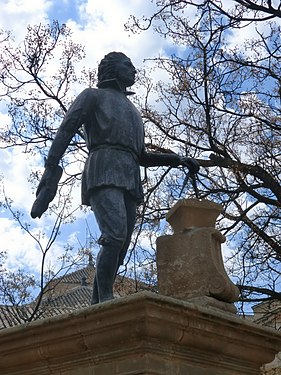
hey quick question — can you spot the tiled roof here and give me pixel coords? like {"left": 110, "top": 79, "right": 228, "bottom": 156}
{"left": 0, "top": 304, "right": 75, "bottom": 330}
{"left": 54, "top": 265, "right": 95, "bottom": 285}
{"left": 0, "top": 263, "right": 150, "bottom": 329}
{"left": 46, "top": 286, "right": 92, "bottom": 308}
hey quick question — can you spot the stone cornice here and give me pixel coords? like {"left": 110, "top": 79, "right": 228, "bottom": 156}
{"left": 0, "top": 292, "right": 280, "bottom": 374}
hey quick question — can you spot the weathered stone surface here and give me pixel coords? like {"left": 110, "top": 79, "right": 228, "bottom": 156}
{"left": 166, "top": 198, "right": 222, "bottom": 232}
{"left": 157, "top": 199, "right": 239, "bottom": 311}
{"left": 157, "top": 227, "right": 239, "bottom": 307}
{"left": 0, "top": 292, "right": 280, "bottom": 375}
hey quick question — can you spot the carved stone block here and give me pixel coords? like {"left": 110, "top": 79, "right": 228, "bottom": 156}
{"left": 157, "top": 199, "right": 239, "bottom": 312}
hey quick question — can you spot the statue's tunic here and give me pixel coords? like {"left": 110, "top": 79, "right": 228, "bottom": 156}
{"left": 46, "top": 87, "right": 144, "bottom": 205}
{"left": 46, "top": 86, "right": 180, "bottom": 206}
{"left": 81, "top": 87, "right": 145, "bottom": 205}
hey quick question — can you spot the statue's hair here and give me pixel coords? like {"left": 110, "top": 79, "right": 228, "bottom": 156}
{"left": 98, "top": 52, "right": 128, "bottom": 84}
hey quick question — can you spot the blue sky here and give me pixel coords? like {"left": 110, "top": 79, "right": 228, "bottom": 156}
{"left": 0, "top": 0, "right": 275, "bottom": 308}
{"left": 0, "top": 0, "right": 169, "bottom": 279}
{"left": 47, "top": 0, "right": 82, "bottom": 23}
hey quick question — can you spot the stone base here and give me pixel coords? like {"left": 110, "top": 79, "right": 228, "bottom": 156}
{"left": 0, "top": 292, "right": 281, "bottom": 375}
{"left": 187, "top": 295, "right": 237, "bottom": 314}
{"left": 157, "top": 228, "right": 239, "bottom": 305}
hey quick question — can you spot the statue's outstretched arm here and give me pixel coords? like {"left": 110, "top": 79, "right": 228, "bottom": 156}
{"left": 140, "top": 151, "right": 200, "bottom": 174}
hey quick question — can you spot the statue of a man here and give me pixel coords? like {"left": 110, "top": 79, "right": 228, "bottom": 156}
{"left": 31, "top": 52, "right": 199, "bottom": 303}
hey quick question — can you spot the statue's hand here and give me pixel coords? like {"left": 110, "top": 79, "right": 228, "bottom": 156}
{"left": 30, "top": 165, "right": 63, "bottom": 219}
{"left": 180, "top": 157, "right": 200, "bottom": 174}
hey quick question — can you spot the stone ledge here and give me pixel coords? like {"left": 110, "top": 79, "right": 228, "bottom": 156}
{"left": 0, "top": 291, "right": 281, "bottom": 375}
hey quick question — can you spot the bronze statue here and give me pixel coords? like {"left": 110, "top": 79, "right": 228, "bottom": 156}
{"left": 31, "top": 52, "right": 199, "bottom": 303}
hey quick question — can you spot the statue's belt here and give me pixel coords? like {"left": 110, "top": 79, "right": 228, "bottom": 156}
{"left": 89, "top": 144, "right": 140, "bottom": 163}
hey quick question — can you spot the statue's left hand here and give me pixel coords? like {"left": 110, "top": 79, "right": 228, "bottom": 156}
{"left": 180, "top": 157, "right": 200, "bottom": 174}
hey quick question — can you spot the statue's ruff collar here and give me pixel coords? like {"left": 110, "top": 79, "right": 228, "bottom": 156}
{"left": 97, "top": 79, "right": 135, "bottom": 95}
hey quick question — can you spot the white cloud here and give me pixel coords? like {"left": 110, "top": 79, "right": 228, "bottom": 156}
{"left": 0, "top": 148, "right": 41, "bottom": 212}
{"left": 0, "top": 0, "right": 204, "bottom": 278}
{"left": 0, "top": 112, "right": 11, "bottom": 132}
{"left": 0, "top": 0, "right": 269, "bottom": 282}
{"left": 0, "top": 0, "right": 52, "bottom": 41}
{"left": 0, "top": 0, "right": 171, "bottom": 279}
{"left": 0, "top": 217, "right": 42, "bottom": 272}
{"left": 65, "top": 0, "right": 167, "bottom": 67}
{"left": 0, "top": 214, "right": 84, "bottom": 278}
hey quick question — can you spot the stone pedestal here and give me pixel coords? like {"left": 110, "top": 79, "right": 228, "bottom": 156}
{"left": 0, "top": 292, "right": 281, "bottom": 375}
{"left": 1, "top": 198, "right": 280, "bottom": 374}
{"left": 157, "top": 199, "right": 239, "bottom": 312}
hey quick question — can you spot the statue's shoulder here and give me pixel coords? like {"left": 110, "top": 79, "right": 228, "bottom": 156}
{"left": 81, "top": 87, "right": 99, "bottom": 96}
{"left": 79, "top": 87, "right": 125, "bottom": 106}
{"left": 76, "top": 87, "right": 101, "bottom": 104}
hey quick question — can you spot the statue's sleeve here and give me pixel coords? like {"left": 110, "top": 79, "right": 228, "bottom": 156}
{"left": 46, "top": 88, "right": 96, "bottom": 167}
{"left": 139, "top": 151, "right": 180, "bottom": 167}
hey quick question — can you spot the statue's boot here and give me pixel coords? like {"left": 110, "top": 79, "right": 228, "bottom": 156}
{"left": 95, "top": 243, "right": 120, "bottom": 303}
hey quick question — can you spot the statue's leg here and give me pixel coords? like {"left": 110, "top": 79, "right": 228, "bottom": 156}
{"left": 89, "top": 187, "right": 130, "bottom": 303}
{"left": 116, "top": 191, "right": 137, "bottom": 272}
{"left": 91, "top": 276, "right": 99, "bottom": 304}
{"left": 95, "top": 238, "right": 124, "bottom": 302}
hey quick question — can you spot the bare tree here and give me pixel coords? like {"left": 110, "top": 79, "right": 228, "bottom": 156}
{"left": 0, "top": 14, "right": 280, "bottom": 312}
{"left": 127, "top": 1, "right": 281, "bottom": 27}
{"left": 0, "top": 21, "right": 94, "bottom": 184}
{"left": 127, "top": 2, "right": 281, "bottom": 309}
{"left": 208, "top": 0, "right": 281, "bottom": 21}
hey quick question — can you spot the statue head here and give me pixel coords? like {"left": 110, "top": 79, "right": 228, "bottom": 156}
{"left": 97, "top": 52, "right": 136, "bottom": 89}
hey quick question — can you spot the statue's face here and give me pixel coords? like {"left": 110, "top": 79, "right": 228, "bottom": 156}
{"left": 115, "top": 57, "right": 136, "bottom": 87}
